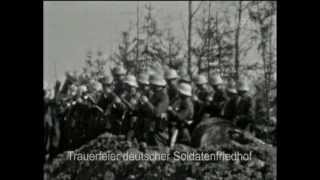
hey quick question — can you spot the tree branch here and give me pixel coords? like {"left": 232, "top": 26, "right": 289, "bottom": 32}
{"left": 191, "top": 1, "right": 204, "bottom": 18}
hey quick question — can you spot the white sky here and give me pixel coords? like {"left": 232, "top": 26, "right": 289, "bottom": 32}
{"left": 44, "top": 1, "right": 195, "bottom": 85}
{"left": 44, "top": 1, "right": 272, "bottom": 86}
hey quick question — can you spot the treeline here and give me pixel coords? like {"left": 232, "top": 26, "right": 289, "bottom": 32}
{"left": 58, "top": 1, "right": 276, "bottom": 122}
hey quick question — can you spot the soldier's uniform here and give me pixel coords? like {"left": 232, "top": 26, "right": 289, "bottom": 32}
{"left": 165, "top": 69, "right": 180, "bottom": 104}
{"left": 192, "top": 75, "right": 213, "bottom": 129}
{"left": 143, "top": 75, "right": 169, "bottom": 145}
{"left": 208, "top": 75, "right": 228, "bottom": 118}
{"left": 168, "top": 83, "right": 194, "bottom": 145}
{"left": 222, "top": 79, "right": 239, "bottom": 121}
{"left": 118, "top": 75, "right": 141, "bottom": 141}
{"left": 135, "top": 73, "right": 152, "bottom": 141}
{"left": 234, "top": 80, "right": 255, "bottom": 130}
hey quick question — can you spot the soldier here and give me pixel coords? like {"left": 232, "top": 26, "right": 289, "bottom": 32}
{"left": 112, "top": 66, "right": 127, "bottom": 96}
{"left": 135, "top": 73, "right": 152, "bottom": 141}
{"left": 120, "top": 74, "right": 141, "bottom": 141}
{"left": 137, "top": 73, "right": 151, "bottom": 98}
{"left": 165, "top": 69, "right": 180, "bottom": 104}
{"left": 234, "top": 79, "right": 255, "bottom": 131}
{"left": 85, "top": 80, "right": 103, "bottom": 105}
{"left": 192, "top": 74, "right": 213, "bottom": 130}
{"left": 140, "top": 74, "right": 169, "bottom": 146}
{"left": 96, "top": 76, "right": 115, "bottom": 131}
{"left": 167, "top": 82, "right": 194, "bottom": 147}
{"left": 80, "top": 80, "right": 103, "bottom": 140}
{"left": 222, "top": 79, "right": 239, "bottom": 121}
{"left": 98, "top": 76, "right": 126, "bottom": 135}
{"left": 209, "top": 75, "right": 228, "bottom": 118}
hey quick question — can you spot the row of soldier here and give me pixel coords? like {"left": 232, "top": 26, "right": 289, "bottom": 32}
{"left": 44, "top": 66, "right": 254, "bottom": 158}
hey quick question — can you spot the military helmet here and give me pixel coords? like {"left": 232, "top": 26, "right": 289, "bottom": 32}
{"left": 237, "top": 79, "right": 250, "bottom": 92}
{"left": 178, "top": 82, "right": 192, "bottom": 96}
{"left": 165, "top": 69, "right": 179, "bottom": 80}
{"left": 150, "top": 74, "right": 167, "bottom": 86}
{"left": 194, "top": 74, "right": 208, "bottom": 85}
{"left": 137, "top": 73, "right": 149, "bottom": 85}
{"left": 78, "top": 85, "right": 88, "bottom": 94}
{"left": 92, "top": 81, "right": 103, "bottom": 92}
{"left": 124, "top": 74, "right": 138, "bottom": 87}
{"left": 113, "top": 66, "right": 126, "bottom": 75}
{"left": 210, "top": 75, "right": 224, "bottom": 85}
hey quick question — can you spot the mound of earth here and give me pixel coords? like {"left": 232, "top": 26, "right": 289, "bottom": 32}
{"left": 44, "top": 131, "right": 276, "bottom": 180}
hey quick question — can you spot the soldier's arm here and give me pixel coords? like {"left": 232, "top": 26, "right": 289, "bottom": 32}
{"left": 154, "top": 94, "right": 169, "bottom": 117}
{"left": 172, "top": 101, "right": 193, "bottom": 122}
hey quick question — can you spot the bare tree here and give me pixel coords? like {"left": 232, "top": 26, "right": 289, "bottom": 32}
{"left": 135, "top": 1, "right": 140, "bottom": 75}
{"left": 188, "top": 1, "right": 192, "bottom": 77}
{"left": 234, "top": 1, "right": 243, "bottom": 80}
{"left": 249, "top": 1, "right": 276, "bottom": 121}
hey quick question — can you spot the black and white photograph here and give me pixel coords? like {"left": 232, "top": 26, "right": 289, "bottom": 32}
{"left": 44, "top": 1, "right": 277, "bottom": 179}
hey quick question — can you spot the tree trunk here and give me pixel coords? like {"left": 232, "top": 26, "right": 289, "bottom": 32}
{"left": 234, "top": 1, "right": 242, "bottom": 80}
{"left": 135, "top": 2, "right": 140, "bottom": 75}
{"left": 188, "top": 1, "right": 192, "bottom": 78}
{"left": 207, "top": 1, "right": 212, "bottom": 79}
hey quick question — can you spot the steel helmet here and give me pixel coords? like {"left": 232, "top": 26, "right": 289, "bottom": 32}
{"left": 137, "top": 73, "right": 149, "bottom": 85}
{"left": 210, "top": 75, "right": 224, "bottom": 85}
{"left": 92, "top": 81, "right": 103, "bottom": 92}
{"left": 113, "top": 66, "right": 126, "bottom": 75}
{"left": 226, "top": 79, "right": 237, "bottom": 94}
{"left": 237, "top": 79, "right": 250, "bottom": 92}
{"left": 178, "top": 82, "right": 192, "bottom": 96}
{"left": 124, "top": 74, "right": 138, "bottom": 87}
{"left": 165, "top": 69, "right": 179, "bottom": 80}
{"left": 194, "top": 74, "right": 208, "bottom": 85}
{"left": 78, "top": 85, "right": 88, "bottom": 94}
{"left": 150, "top": 74, "right": 167, "bottom": 86}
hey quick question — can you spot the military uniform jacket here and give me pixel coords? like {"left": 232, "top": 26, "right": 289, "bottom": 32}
{"left": 194, "top": 86, "right": 214, "bottom": 104}
{"left": 236, "top": 95, "right": 255, "bottom": 121}
{"left": 120, "top": 91, "right": 141, "bottom": 114}
{"left": 114, "top": 82, "right": 126, "bottom": 96}
{"left": 167, "top": 85, "right": 180, "bottom": 105}
{"left": 209, "top": 90, "right": 228, "bottom": 117}
{"left": 145, "top": 89, "right": 169, "bottom": 118}
{"left": 222, "top": 95, "right": 239, "bottom": 121}
{"left": 169, "top": 97, "right": 194, "bottom": 128}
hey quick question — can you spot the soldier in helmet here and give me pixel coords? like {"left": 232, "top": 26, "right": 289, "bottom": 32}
{"left": 120, "top": 74, "right": 141, "bottom": 141}
{"left": 165, "top": 69, "right": 180, "bottom": 104}
{"left": 97, "top": 76, "right": 115, "bottom": 131}
{"left": 112, "top": 66, "right": 127, "bottom": 96}
{"left": 140, "top": 74, "right": 169, "bottom": 146}
{"left": 234, "top": 79, "right": 255, "bottom": 131}
{"left": 135, "top": 72, "right": 152, "bottom": 141}
{"left": 192, "top": 74, "right": 213, "bottom": 130}
{"left": 208, "top": 74, "right": 228, "bottom": 118}
{"left": 137, "top": 73, "right": 152, "bottom": 98}
{"left": 222, "top": 78, "right": 239, "bottom": 121}
{"left": 167, "top": 82, "right": 194, "bottom": 147}
{"left": 98, "top": 76, "right": 126, "bottom": 135}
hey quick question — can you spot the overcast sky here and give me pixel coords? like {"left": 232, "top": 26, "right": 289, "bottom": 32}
{"left": 44, "top": 1, "right": 272, "bottom": 85}
{"left": 44, "top": 1, "right": 195, "bottom": 85}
